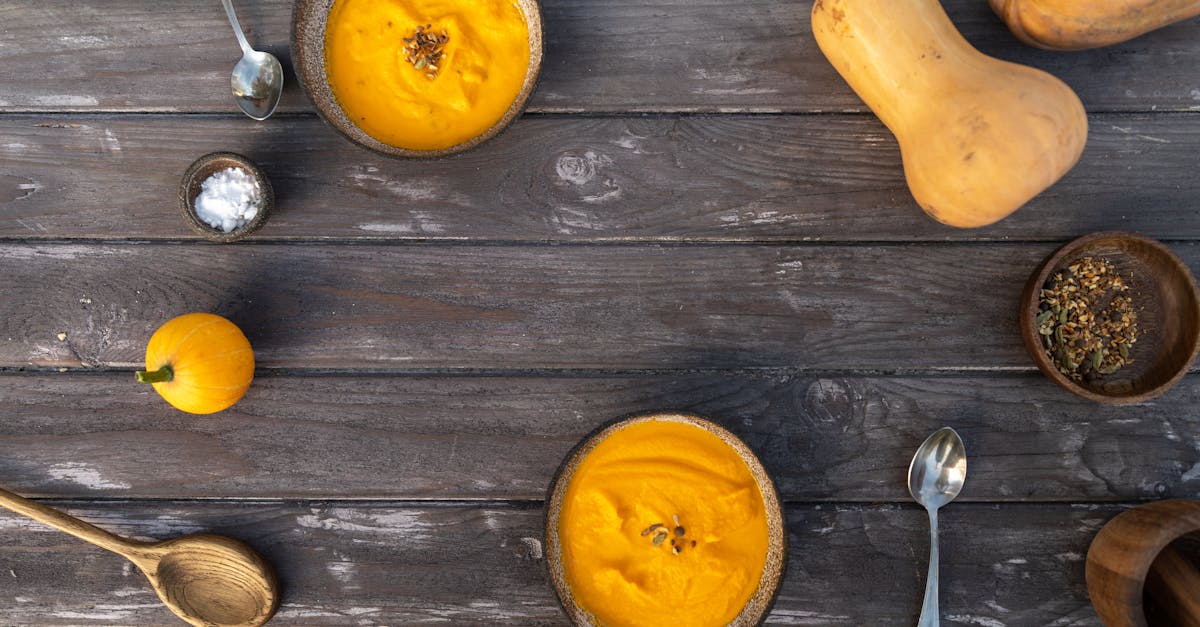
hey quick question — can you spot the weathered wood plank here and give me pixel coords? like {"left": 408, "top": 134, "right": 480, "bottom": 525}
{"left": 4, "top": 243, "right": 1198, "bottom": 371}
{"left": 0, "top": 1, "right": 1197, "bottom": 113}
{"left": 0, "top": 243, "right": 1059, "bottom": 369}
{"left": 0, "top": 501, "right": 1121, "bottom": 625}
{"left": 2, "top": 113, "right": 1199, "bottom": 242}
{"left": 1, "top": 372, "right": 1198, "bottom": 502}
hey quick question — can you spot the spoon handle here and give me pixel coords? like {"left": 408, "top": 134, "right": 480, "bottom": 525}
{"left": 220, "top": 0, "right": 254, "bottom": 56}
{"left": 0, "top": 487, "right": 137, "bottom": 557}
{"left": 917, "top": 506, "right": 940, "bottom": 627}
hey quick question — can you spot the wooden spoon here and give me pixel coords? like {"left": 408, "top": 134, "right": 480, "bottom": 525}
{"left": 0, "top": 486, "right": 278, "bottom": 627}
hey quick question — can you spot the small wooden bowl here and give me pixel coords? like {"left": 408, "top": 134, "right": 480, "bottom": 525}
{"left": 545, "top": 412, "right": 787, "bottom": 626}
{"left": 1019, "top": 231, "right": 1200, "bottom": 404}
{"left": 1086, "top": 500, "right": 1200, "bottom": 627}
{"left": 291, "top": 0, "right": 543, "bottom": 158}
{"left": 178, "top": 152, "right": 274, "bottom": 243}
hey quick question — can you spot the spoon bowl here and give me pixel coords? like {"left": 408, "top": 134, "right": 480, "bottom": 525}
{"left": 137, "top": 534, "right": 279, "bottom": 627}
{"left": 0, "top": 487, "right": 279, "bottom": 627}
{"left": 907, "top": 427, "right": 967, "bottom": 627}
{"left": 223, "top": 0, "right": 284, "bottom": 120}
{"left": 908, "top": 427, "right": 968, "bottom": 509}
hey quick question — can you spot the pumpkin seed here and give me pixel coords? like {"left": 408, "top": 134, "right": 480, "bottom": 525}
{"left": 640, "top": 523, "right": 664, "bottom": 537}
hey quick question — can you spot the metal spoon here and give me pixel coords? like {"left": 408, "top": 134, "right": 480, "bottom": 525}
{"left": 0, "top": 486, "right": 278, "bottom": 627}
{"left": 221, "top": 0, "right": 283, "bottom": 120}
{"left": 907, "top": 427, "right": 967, "bottom": 627}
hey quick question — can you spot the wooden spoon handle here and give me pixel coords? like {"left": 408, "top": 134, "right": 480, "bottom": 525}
{"left": 0, "top": 487, "right": 137, "bottom": 557}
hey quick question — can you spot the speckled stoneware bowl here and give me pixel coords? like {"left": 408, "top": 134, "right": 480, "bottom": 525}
{"left": 1019, "top": 231, "right": 1200, "bottom": 404}
{"left": 291, "top": 0, "right": 544, "bottom": 158}
{"left": 545, "top": 412, "right": 787, "bottom": 627}
{"left": 178, "top": 152, "right": 274, "bottom": 243}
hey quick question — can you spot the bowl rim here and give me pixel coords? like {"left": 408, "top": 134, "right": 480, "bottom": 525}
{"left": 291, "top": 0, "right": 545, "bottom": 159}
{"left": 1085, "top": 499, "right": 1200, "bottom": 627}
{"left": 1019, "top": 230, "right": 1200, "bottom": 404}
{"left": 543, "top": 411, "right": 788, "bottom": 627}
{"left": 178, "top": 151, "right": 274, "bottom": 243}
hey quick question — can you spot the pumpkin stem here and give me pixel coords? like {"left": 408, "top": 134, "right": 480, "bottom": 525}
{"left": 135, "top": 365, "right": 174, "bottom": 384}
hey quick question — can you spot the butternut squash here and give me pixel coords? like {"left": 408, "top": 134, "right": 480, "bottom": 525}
{"left": 991, "top": 0, "right": 1200, "bottom": 51}
{"left": 811, "top": 0, "right": 1088, "bottom": 228}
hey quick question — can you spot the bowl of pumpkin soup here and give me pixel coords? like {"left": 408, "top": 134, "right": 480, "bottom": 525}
{"left": 292, "top": 0, "right": 542, "bottom": 157}
{"left": 546, "top": 412, "right": 787, "bottom": 627}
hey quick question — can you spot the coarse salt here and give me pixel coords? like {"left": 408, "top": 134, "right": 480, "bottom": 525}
{"left": 195, "top": 167, "right": 261, "bottom": 233}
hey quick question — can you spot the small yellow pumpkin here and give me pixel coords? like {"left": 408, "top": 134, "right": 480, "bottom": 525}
{"left": 811, "top": 0, "right": 1088, "bottom": 228}
{"left": 135, "top": 313, "right": 254, "bottom": 414}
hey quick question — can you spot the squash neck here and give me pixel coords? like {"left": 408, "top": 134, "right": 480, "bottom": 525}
{"left": 816, "top": 0, "right": 980, "bottom": 128}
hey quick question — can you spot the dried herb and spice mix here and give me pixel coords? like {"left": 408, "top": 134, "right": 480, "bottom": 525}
{"left": 402, "top": 24, "right": 448, "bottom": 79}
{"left": 557, "top": 420, "right": 769, "bottom": 627}
{"left": 1037, "top": 256, "right": 1142, "bottom": 380}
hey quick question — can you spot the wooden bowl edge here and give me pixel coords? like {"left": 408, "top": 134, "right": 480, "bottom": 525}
{"left": 291, "top": 0, "right": 544, "bottom": 159}
{"left": 1086, "top": 499, "right": 1200, "bottom": 627}
{"left": 544, "top": 411, "right": 787, "bottom": 627}
{"left": 1019, "top": 231, "right": 1200, "bottom": 404}
{"left": 178, "top": 152, "right": 274, "bottom": 243}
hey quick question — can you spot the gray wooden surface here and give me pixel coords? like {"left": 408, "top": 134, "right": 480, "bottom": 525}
{"left": 1, "top": 0, "right": 1199, "bottom": 625}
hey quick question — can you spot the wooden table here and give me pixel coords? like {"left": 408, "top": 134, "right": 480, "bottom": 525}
{"left": 2, "top": 1, "right": 1199, "bottom": 624}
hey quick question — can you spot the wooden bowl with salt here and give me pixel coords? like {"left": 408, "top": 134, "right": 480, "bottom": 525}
{"left": 179, "top": 152, "right": 274, "bottom": 243}
{"left": 1019, "top": 231, "right": 1200, "bottom": 404}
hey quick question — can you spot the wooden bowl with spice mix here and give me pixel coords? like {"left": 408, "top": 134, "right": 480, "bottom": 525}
{"left": 545, "top": 412, "right": 787, "bottom": 627}
{"left": 1020, "top": 231, "right": 1200, "bottom": 404}
{"left": 292, "top": 0, "right": 543, "bottom": 158}
{"left": 179, "top": 152, "right": 274, "bottom": 243}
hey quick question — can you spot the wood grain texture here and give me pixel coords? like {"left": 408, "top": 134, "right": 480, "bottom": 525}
{"left": 0, "top": 1, "right": 1198, "bottom": 113}
{"left": 0, "top": 501, "right": 1124, "bottom": 625}
{"left": 0, "top": 242, "right": 1058, "bottom": 369}
{"left": 3, "top": 2, "right": 1199, "bottom": 623}
{"left": 4, "top": 242, "right": 1199, "bottom": 371}
{"left": 2, "top": 114, "right": 1198, "bottom": 242}
{"left": 1145, "top": 546, "right": 1200, "bottom": 627}
{"left": 2, "top": 372, "right": 1198, "bottom": 502}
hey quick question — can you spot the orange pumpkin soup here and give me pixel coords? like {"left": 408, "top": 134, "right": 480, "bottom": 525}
{"left": 324, "top": 0, "right": 531, "bottom": 151}
{"left": 557, "top": 419, "right": 771, "bottom": 626}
